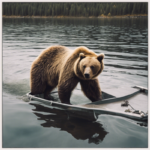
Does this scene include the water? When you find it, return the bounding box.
[2,18,148,148]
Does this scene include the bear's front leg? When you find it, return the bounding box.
[80,78,102,102]
[58,76,79,104]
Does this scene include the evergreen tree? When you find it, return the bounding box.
[2,2,148,17]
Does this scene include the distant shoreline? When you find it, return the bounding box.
[2,14,148,19]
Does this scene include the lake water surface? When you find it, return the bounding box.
[2,18,148,148]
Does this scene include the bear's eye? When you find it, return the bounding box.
[83,65,86,69]
[90,66,94,69]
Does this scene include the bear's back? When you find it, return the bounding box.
[31,46,72,86]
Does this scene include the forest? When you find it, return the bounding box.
[3,2,148,17]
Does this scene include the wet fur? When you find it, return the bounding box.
[30,46,104,104]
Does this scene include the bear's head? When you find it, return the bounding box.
[74,52,104,80]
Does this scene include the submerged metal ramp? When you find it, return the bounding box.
[27,86,148,121]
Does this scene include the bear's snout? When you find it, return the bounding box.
[84,73,90,79]
[84,67,91,79]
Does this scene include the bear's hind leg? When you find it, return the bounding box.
[30,80,46,95]
[58,76,79,104]
[80,79,102,102]
[44,85,56,100]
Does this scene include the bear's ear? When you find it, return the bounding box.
[97,53,104,62]
[79,53,85,59]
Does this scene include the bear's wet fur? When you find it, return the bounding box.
[30,46,104,104]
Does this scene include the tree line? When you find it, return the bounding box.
[3,2,148,17]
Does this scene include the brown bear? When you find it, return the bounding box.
[30,46,104,104]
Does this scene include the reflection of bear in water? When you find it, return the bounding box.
[30,46,104,104]
[31,103,108,144]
